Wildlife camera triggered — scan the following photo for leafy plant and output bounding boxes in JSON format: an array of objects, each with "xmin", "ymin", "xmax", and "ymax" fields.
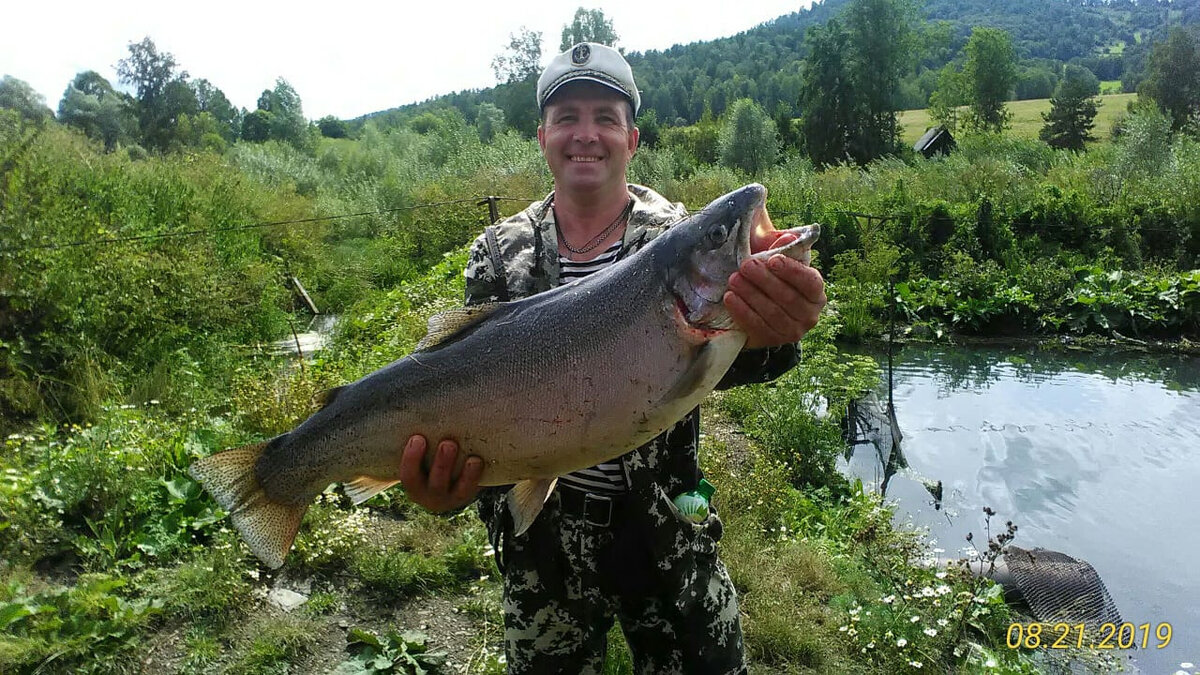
[
  {"xmin": 0, "ymin": 573, "xmax": 162, "ymax": 674},
  {"xmin": 334, "ymin": 628, "xmax": 447, "ymax": 675}
]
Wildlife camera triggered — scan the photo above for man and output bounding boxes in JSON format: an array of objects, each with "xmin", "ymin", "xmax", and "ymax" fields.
[{"xmin": 398, "ymin": 43, "xmax": 826, "ymax": 673}]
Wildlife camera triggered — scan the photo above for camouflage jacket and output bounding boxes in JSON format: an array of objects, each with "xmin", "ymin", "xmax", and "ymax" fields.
[{"xmin": 465, "ymin": 184, "xmax": 799, "ymax": 606}]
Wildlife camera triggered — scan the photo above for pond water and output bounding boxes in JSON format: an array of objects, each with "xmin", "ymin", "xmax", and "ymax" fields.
[{"xmin": 847, "ymin": 344, "xmax": 1200, "ymax": 675}]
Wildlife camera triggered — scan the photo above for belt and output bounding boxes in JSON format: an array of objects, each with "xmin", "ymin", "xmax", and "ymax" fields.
[{"xmin": 557, "ymin": 486, "xmax": 626, "ymax": 527}]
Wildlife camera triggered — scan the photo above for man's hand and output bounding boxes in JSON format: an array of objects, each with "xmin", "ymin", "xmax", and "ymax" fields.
[
  {"xmin": 399, "ymin": 436, "xmax": 484, "ymax": 513},
  {"xmin": 725, "ymin": 230, "xmax": 827, "ymax": 350}
]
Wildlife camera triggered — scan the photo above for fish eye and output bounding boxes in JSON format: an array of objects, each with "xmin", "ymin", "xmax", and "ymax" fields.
[{"xmin": 707, "ymin": 224, "xmax": 729, "ymax": 247}]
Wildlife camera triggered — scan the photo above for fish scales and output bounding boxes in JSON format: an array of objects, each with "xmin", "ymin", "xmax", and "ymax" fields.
[{"xmin": 264, "ymin": 264, "xmax": 707, "ymax": 494}]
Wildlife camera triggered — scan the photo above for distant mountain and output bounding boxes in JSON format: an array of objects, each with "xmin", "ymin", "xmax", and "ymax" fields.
[{"xmin": 359, "ymin": 0, "xmax": 1199, "ymax": 131}]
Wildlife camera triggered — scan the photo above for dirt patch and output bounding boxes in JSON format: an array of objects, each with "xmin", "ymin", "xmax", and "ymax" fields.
[{"xmin": 702, "ymin": 401, "xmax": 756, "ymax": 471}]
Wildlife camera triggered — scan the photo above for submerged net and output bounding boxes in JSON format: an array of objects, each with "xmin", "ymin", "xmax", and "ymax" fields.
[{"xmin": 1003, "ymin": 546, "xmax": 1123, "ymax": 631}]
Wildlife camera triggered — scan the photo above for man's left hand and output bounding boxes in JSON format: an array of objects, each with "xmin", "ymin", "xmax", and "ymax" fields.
[{"xmin": 724, "ymin": 231, "xmax": 827, "ymax": 350}]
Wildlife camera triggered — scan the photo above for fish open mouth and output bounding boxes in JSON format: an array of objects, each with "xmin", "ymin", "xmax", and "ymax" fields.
[{"xmin": 739, "ymin": 197, "xmax": 773, "ymax": 265}]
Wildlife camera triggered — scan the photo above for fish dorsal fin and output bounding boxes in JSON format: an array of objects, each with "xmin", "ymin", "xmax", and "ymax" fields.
[
  {"xmin": 507, "ymin": 477, "xmax": 558, "ymax": 537},
  {"xmin": 314, "ymin": 384, "xmax": 348, "ymax": 410},
  {"xmin": 415, "ymin": 304, "xmax": 502, "ymax": 352}
]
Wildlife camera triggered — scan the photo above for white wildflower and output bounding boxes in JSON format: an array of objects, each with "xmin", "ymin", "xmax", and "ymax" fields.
[
  {"xmin": 924, "ymin": 628, "xmax": 938, "ymax": 637},
  {"xmin": 897, "ymin": 638, "xmax": 908, "ymax": 647},
  {"xmin": 910, "ymin": 615, "xmax": 920, "ymax": 623},
  {"xmin": 909, "ymin": 660, "xmax": 923, "ymax": 669}
]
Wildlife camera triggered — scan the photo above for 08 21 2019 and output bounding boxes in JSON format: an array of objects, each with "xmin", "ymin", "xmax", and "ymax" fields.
[{"xmin": 1006, "ymin": 622, "xmax": 1173, "ymax": 650}]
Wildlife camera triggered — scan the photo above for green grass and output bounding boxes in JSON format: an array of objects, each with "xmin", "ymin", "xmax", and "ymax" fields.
[
  {"xmin": 224, "ymin": 615, "xmax": 321, "ymax": 675},
  {"xmin": 899, "ymin": 92, "xmax": 1137, "ymax": 145}
]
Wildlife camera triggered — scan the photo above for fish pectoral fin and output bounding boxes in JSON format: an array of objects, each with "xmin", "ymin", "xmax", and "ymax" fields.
[
  {"xmin": 506, "ymin": 477, "xmax": 558, "ymax": 537},
  {"xmin": 416, "ymin": 304, "xmax": 503, "ymax": 352},
  {"xmin": 344, "ymin": 476, "xmax": 401, "ymax": 505},
  {"xmin": 660, "ymin": 342, "xmax": 718, "ymax": 406},
  {"xmin": 189, "ymin": 440, "xmax": 308, "ymax": 569}
]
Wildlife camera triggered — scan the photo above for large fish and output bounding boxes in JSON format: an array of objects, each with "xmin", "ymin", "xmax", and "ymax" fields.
[{"xmin": 190, "ymin": 184, "xmax": 819, "ymax": 568}]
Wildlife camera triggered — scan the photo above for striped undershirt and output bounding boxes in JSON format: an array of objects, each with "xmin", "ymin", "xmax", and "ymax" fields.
[{"xmin": 557, "ymin": 240, "xmax": 627, "ymax": 495}]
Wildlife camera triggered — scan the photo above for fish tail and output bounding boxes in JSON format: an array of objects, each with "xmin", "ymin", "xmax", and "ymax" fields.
[{"xmin": 189, "ymin": 439, "xmax": 308, "ymax": 569}]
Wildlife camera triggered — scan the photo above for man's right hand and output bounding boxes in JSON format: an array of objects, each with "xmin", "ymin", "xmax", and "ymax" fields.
[{"xmin": 399, "ymin": 435, "xmax": 484, "ymax": 513}]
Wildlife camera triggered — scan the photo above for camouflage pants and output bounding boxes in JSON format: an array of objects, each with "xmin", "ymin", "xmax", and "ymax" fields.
[{"xmin": 492, "ymin": 491, "xmax": 747, "ymax": 675}]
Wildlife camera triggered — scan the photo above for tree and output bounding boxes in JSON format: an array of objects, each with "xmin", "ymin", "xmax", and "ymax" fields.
[
  {"xmin": 774, "ymin": 105, "xmax": 800, "ymax": 153},
  {"xmin": 961, "ymin": 27, "xmax": 1017, "ymax": 133},
  {"xmin": 928, "ymin": 62, "xmax": 968, "ymax": 132},
  {"xmin": 492, "ymin": 27, "xmax": 544, "ymax": 136},
  {"xmin": 475, "ymin": 102, "xmax": 505, "ymax": 142},
  {"xmin": 57, "ymin": 71, "xmax": 135, "ymax": 150},
  {"xmin": 1016, "ymin": 66, "xmax": 1058, "ymax": 100},
  {"xmin": 799, "ymin": 20, "xmax": 856, "ymax": 167},
  {"xmin": 1040, "ymin": 65, "xmax": 1101, "ymax": 150},
  {"xmin": 492, "ymin": 27, "xmax": 543, "ymax": 84},
  {"xmin": 844, "ymin": 0, "xmax": 914, "ymax": 162},
  {"xmin": 117, "ymin": 37, "xmax": 190, "ymax": 150},
  {"xmin": 241, "ymin": 109, "xmax": 270, "ymax": 142},
  {"xmin": 246, "ymin": 78, "xmax": 310, "ymax": 148},
  {"xmin": 636, "ymin": 108, "xmax": 660, "ymax": 148},
  {"xmin": 718, "ymin": 98, "xmax": 778, "ymax": 174},
  {"xmin": 0, "ymin": 76, "xmax": 52, "ymax": 123},
  {"xmin": 1139, "ymin": 27, "xmax": 1200, "ymax": 132},
  {"xmin": 317, "ymin": 115, "xmax": 348, "ymax": 138},
  {"xmin": 192, "ymin": 78, "xmax": 240, "ymax": 141},
  {"xmin": 559, "ymin": 8, "xmax": 619, "ymax": 51},
  {"xmin": 266, "ymin": 78, "xmax": 309, "ymax": 148}
]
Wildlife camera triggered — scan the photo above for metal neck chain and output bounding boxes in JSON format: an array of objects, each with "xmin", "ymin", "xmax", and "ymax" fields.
[{"xmin": 553, "ymin": 198, "xmax": 633, "ymax": 256}]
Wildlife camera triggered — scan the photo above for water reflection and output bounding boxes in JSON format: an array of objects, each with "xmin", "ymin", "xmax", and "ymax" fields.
[
  {"xmin": 843, "ymin": 344, "xmax": 1200, "ymax": 674},
  {"xmin": 887, "ymin": 343, "xmax": 1200, "ymax": 395}
]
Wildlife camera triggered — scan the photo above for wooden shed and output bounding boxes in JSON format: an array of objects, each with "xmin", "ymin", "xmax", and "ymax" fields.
[{"xmin": 914, "ymin": 126, "xmax": 956, "ymax": 158}]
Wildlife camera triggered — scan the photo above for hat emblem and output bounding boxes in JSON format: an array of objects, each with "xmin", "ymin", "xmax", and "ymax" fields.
[{"xmin": 571, "ymin": 44, "xmax": 591, "ymax": 65}]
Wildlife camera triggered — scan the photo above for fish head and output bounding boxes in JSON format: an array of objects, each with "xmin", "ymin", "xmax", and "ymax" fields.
[{"xmin": 659, "ymin": 183, "xmax": 819, "ymax": 334}]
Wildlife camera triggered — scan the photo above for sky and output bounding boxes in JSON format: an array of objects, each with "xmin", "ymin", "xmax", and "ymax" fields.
[{"xmin": 4, "ymin": 1, "xmax": 813, "ymax": 121}]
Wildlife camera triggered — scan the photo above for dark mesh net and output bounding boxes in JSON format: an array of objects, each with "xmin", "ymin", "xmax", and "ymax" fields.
[{"xmin": 1003, "ymin": 546, "xmax": 1123, "ymax": 631}]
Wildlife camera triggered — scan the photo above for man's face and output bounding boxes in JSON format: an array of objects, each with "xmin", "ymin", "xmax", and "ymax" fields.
[{"xmin": 537, "ymin": 83, "xmax": 639, "ymax": 196}]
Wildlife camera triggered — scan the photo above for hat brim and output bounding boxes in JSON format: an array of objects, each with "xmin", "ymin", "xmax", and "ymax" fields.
[{"xmin": 540, "ymin": 75, "xmax": 637, "ymax": 113}]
